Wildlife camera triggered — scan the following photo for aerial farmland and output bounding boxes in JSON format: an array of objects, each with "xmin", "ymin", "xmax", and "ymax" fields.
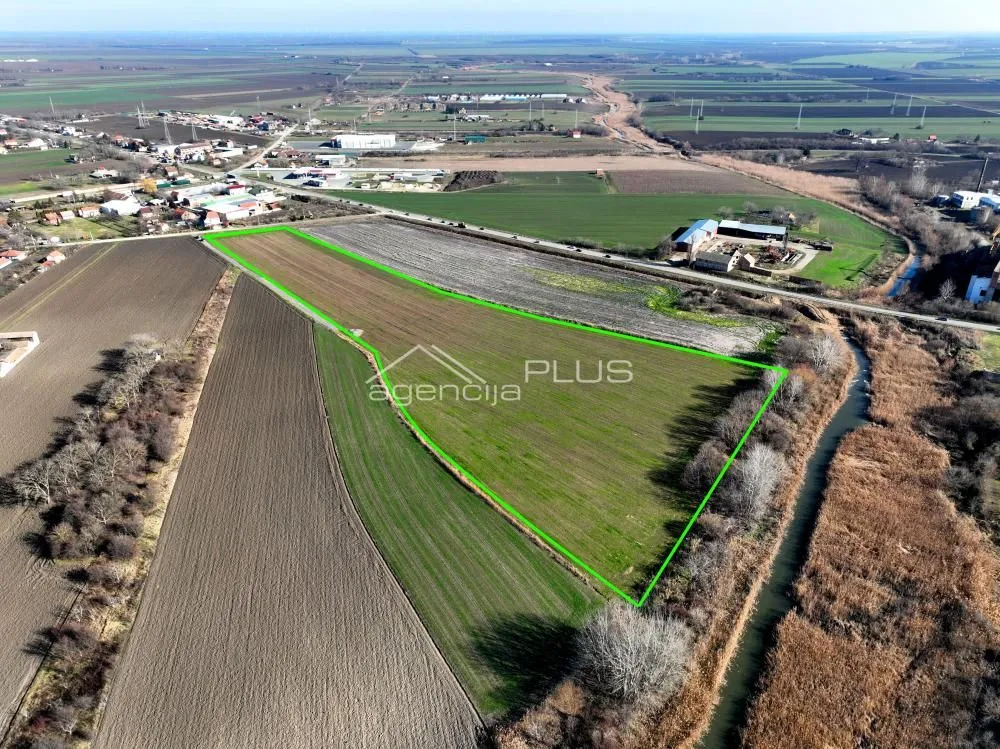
[
  {"xmin": 210, "ymin": 228, "xmax": 772, "ymax": 597},
  {"xmin": 0, "ymin": 238, "xmax": 223, "ymax": 735}
]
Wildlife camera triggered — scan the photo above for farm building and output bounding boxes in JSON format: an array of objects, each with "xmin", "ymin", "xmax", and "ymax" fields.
[
  {"xmin": 676, "ymin": 218, "xmax": 719, "ymax": 256},
  {"xmin": 58, "ymin": 210, "xmax": 75, "ymax": 222},
  {"xmin": 0, "ymin": 249, "xmax": 28, "ymax": 261},
  {"xmin": 334, "ymin": 133, "xmax": 397, "ymax": 150},
  {"xmin": 717, "ymin": 220, "xmax": 786, "ymax": 241},
  {"xmin": 951, "ymin": 191, "xmax": 993, "ymax": 210},
  {"xmin": 464, "ymin": 135, "xmax": 487, "ymax": 144},
  {"xmin": 0, "ymin": 331, "xmax": 40, "ymax": 378},
  {"xmin": 315, "ymin": 153, "xmax": 348, "ymax": 166},
  {"xmin": 693, "ymin": 249, "xmax": 741, "ymax": 273},
  {"xmin": 46, "ymin": 250, "xmax": 66, "ymax": 264}
]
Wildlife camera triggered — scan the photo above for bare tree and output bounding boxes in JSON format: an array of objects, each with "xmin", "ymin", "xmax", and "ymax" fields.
[
  {"xmin": 13, "ymin": 460, "xmax": 56, "ymax": 505},
  {"xmin": 808, "ymin": 334, "xmax": 842, "ymax": 375},
  {"xmin": 938, "ymin": 278, "xmax": 957, "ymax": 302},
  {"xmin": 727, "ymin": 443, "xmax": 786, "ymax": 523},
  {"xmin": 577, "ymin": 603, "xmax": 692, "ymax": 702}
]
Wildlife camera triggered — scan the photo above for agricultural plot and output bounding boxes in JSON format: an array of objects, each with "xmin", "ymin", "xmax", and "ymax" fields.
[
  {"xmin": 307, "ymin": 220, "xmax": 769, "ymax": 354},
  {"xmin": 209, "ymin": 228, "xmax": 778, "ymax": 600},
  {"xmin": 94, "ymin": 279, "xmax": 480, "ymax": 749},
  {"xmin": 608, "ymin": 169, "xmax": 784, "ymax": 195},
  {"xmin": 0, "ymin": 238, "xmax": 223, "ymax": 735},
  {"xmin": 314, "ymin": 326, "xmax": 599, "ymax": 715},
  {"xmin": 331, "ymin": 186, "xmax": 901, "ymax": 286}
]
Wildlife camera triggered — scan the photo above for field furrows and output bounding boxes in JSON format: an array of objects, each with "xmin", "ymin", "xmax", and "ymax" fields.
[
  {"xmin": 0, "ymin": 238, "xmax": 223, "ymax": 735},
  {"xmin": 308, "ymin": 220, "xmax": 765, "ymax": 354},
  {"xmin": 93, "ymin": 279, "xmax": 480, "ymax": 749}
]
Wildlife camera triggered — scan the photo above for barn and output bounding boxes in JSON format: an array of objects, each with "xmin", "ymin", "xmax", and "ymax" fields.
[{"xmin": 717, "ymin": 220, "xmax": 786, "ymax": 241}]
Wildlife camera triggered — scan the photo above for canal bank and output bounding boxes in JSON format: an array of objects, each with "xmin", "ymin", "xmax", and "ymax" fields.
[{"xmin": 698, "ymin": 339, "xmax": 871, "ymax": 748}]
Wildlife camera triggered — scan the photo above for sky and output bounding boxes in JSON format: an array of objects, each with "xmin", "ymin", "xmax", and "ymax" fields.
[{"xmin": 4, "ymin": 0, "xmax": 1000, "ymax": 35}]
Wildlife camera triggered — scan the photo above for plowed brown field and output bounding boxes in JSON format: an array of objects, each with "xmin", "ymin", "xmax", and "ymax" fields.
[
  {"xmin": 93, "ymin": 279, "xmax": 480, "ymax": 749},
  {"xmin": 0, "ymin": 237, "xmax": 223, "ymax": 735}
]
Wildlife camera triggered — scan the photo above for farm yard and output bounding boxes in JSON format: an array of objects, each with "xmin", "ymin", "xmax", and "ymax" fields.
[
  {"xmin": 333, "ymin": 179, "xmax": 903, "ymax": 287},
  {"xmin": 93, "ymin": 279, "xmax": 481, "ymax": 749},
  {"xmin": 308, "ymin": 219, "xmax": 770, "ymax": 353},
  {"xmin": 0, "ymin": 237, "xmax": 224, "ymax": 736},
  {"xmin": 211, "ymin": 228, "xmax": 770, "ymax": 597},
  {"xmin": 315, "ymin": 327, "xmax": 599, "ymax": 715}
]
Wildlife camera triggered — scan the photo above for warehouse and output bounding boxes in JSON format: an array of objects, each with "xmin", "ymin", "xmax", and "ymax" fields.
[
  {"xmin": 675, "ymin": 218, "xmax": 718, "ymax": 257},
  {"xmin": 717, "ymin": 220, "xmax": 786, "ymax": 241},
  {"xmin": 334, "ymin": 133, "xmax": 397, "ymax": 150}
]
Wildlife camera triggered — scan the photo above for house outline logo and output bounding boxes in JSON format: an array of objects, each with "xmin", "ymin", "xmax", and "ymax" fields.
[{"xmin": 367, "ymin": 344, "xmax": 487, "ymax": 385}]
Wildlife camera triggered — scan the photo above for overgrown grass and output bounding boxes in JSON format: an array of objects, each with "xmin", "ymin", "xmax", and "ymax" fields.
[{"xmin": 314, "ymin": 327, "xmax": 600, "ymax": 716}]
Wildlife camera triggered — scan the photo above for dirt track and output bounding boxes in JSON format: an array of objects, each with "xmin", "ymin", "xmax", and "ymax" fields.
[
  {"xmin": 308, "ymin": 219, "xmax": 767, "ymax": 354},
  {"xmin": 0, "ymin": 238, "xmax": 223, "ymax": 735},
  {"xmin": 93, "ymin": 279, "xmax": 480, "ymax": 749}
]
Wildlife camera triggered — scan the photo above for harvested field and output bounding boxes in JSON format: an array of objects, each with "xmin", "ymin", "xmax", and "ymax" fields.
[
  {"xmin": 609, "ymin": 168, "xmax": 784, "ymax": 195},
  {"xmin": 93, "ymin": 279, "xmax": 480, "ymax": 749},
  {"xmin": 308, "ymin": 220, "xmax": 767, "ymax": 355},
  {"xmin": 0, "ymin": 237, "xmax": 223, "ymax": 734},
  {"xmin": 212, "ymin": 229, "xmax": 768, "ymax": 597}
]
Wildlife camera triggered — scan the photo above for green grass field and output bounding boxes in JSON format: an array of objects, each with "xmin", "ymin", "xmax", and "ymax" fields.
[
  {"xmin": 216, "ymin": 229, "xmax": 767, "ymax": 599},
  {"xmin": 314, "ymin": 327, "xmax": 599, "ymax": 716},
  {"xmin": 642, "ymin": 114, "xmax": 1000, "ymax": 141},
  {"xmin": 332, "ymin": 181, "xmax": 901, "ymax": 286}
]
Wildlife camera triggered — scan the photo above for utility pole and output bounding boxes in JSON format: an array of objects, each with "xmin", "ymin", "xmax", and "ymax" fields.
[
  {"xmin": 690, "ymin": 98, "xmax": 695, "ymax": 118},
  {"xmin": 865, "ymin": 88, "xmax": 870, "ymax": 102},
  {"xmin": 191, "ymin": 123, "xmax": 197, "ymax": 142},
  {"xmin": 890, "ymin": 92, "xmax": 897, "ymax": 115},
  {"xmin": 164, "ymin": 119, "xmax": 173, "ymax": 146},
  {"xmin": 49, "ymin": 97, "xmax": 55, "ymax": 118},
  {"xmin": 795, "ymin": 103, "xmax": 803, "ymax": 131},
  {"xmin": 575, "ymin": 108, "xmax": 579, "ymax": 129},
  {"xmin": 920, "ymin": 106, "xmax": 927, "ymax": 128},
  {"xmin": 906, "ymin": 95, "xmax": 913, "ymax": 117}
]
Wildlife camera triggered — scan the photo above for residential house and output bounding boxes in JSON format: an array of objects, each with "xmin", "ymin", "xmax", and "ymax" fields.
[
  {"xmin": 90, "ymin": 167, "xmax": 120, "ymax": 179},
  {"xmin": 175, "ymin": 208, "xmax": 198, "ymax": 223},
  {"xmin": 0, "ymin": 250, "xmax": 29, "ymax": 261},
  {"xmin": 225, "ymin": 183, "xmax": 248, "ymax": 196},
  {"xmin": 693, "ymin": 250, "xmax": 741, "ymax": 273},
  {"xmin": 163, "ymin": 165, "xmax": 179, "ymax": 179},
  {"xmin": 46, "ymin": 250, "xmax": 66, "ymax": 263},
  {"xmin": 77, "ymin": 204, "xmax": 101, "ymax": 219},
  {"xmin": 23, "ymin": 138, "xmax": 48, "ymax": 150},
  {"xmin": 202, "ymin": 210, "xmax": 222, "ymax": 228},
  {"xmin": 58, "ymin": 210, "xmax": 75, "ymax": 222},
  {"xmin": 42, "ymin": 211, "xmax": 61, "ymax": 226},
  {"xmin": 0, "ymin": 258, "xmax": 10, "ymax": 271}
]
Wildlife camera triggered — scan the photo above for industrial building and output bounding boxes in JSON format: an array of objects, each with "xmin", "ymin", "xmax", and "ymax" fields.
[
  {"xmin": 334, "ymin": 133, "xmax": 397, "ymax": 150},
  {"xmin": 951, "ymin": 191, "xmax": 994, "ymax": 210},
  {"xmin": 717, "ymin": 220, "xmax": 786, "ymax": 241}
]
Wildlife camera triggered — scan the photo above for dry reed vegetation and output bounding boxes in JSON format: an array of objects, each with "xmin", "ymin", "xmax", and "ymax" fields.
[
  {"xmin": 744, "ymin": 320, "xmax": 1000, "ymax": 749},
  {"xmin": 495, "ymin": 316, "xmax": 858, "ymax": 749}
]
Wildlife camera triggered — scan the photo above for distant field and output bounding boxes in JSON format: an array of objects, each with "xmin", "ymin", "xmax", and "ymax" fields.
[
  {"xmin": 331, "ymin": 184, "xmax": 901, "ymax": 286},
  {"xmin": 315, "ymin": 327, "xmax": 599, "ymax": 715},
  {"xmin": 0, "ymin": 148, "xmax": 77, "ymax": 183},
  {"xmin": 212, "ymin": 228, "xmax": 770, "ymax": 598}
]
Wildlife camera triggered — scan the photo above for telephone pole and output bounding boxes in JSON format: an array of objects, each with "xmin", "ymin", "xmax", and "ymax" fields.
[{"xmin": 795, "ymin": 103, "xmax": 803, "ymax": 131}]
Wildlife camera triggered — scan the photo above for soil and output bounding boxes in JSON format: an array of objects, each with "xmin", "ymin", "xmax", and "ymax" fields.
[
  {"xmin": 358, "ymin": 155, "xmax": 702, "ymax": 172},
  {"xmin": 307, "ymin": 218, "xmax": 767, "ymax": 354},
  {"xmin": 0, "ymin": 237, "xmax": 224, "ymax": 736},
  {"xmin": 609, "ymin": 169, "xmax": 785, "ymax": 195},
  {"xmin": 92, "ymin": 278, "xmax": 481, "ymax": 749}
]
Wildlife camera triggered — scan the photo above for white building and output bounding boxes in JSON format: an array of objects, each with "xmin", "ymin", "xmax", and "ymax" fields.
[
  {"xmin": 951, "ymin": 191, "xmax": 991, "ymax": 210},
  {"xmin": 23, "ymin": 138, "xmax": 48, "ymax": 150},
  {"xmin": 100, "ymin": 198, "xmax": 142, "ymax": 217},
  {"xmin": 334, "ymin": 133, "xmax": 397, "ymax": 150},
  {"xmin": 966, "ymin": 274, "xmax": 995, "ymax": 303}
]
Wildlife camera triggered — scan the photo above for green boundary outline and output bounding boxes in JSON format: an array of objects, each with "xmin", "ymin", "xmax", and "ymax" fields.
[{"xmin": 203, "ymin": 226, "xmax": 787, "ymax": 607}]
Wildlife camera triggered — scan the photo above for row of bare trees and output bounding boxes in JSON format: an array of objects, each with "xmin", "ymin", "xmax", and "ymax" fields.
[{"xmin": 3, "ymin": 337, "xmax": 202, "ymax": 748}]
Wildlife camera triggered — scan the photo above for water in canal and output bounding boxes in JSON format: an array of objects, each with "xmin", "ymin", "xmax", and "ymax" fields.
[{"xmin": 698, "ymin": 340, "xmax": 871, "ymax": 748}]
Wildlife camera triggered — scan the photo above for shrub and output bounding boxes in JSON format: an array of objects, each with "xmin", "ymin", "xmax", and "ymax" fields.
[{"xmin": 577, "ymin": 603, "xmax": 692, "ymax": 702}]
